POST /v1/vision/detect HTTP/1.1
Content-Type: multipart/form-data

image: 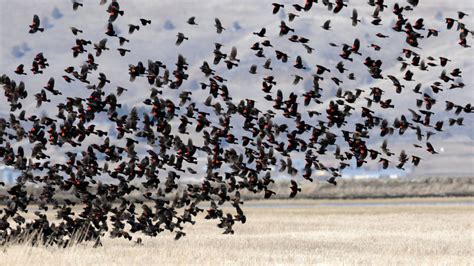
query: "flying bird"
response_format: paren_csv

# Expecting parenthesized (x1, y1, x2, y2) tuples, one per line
(29, 15, 44, 33)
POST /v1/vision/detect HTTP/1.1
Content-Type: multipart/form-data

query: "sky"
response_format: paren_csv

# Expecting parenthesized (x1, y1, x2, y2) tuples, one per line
(0, 0, 473, 179)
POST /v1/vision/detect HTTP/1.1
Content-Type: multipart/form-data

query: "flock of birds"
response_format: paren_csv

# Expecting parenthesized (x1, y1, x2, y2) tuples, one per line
(0, 0, 472, 247)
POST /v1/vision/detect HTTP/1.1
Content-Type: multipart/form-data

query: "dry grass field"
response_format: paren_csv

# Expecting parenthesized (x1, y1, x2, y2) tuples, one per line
(0, 197, 473, 265)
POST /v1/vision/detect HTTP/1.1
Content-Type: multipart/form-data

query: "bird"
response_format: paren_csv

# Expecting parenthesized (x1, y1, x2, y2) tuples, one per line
(288, 13, 299, 22)
(272, 3, 284, 14)
(106, 22, 117, 36)
(249, 65, 257, 74)
(289, 180, 301, 198)
(458, 11, 468, 19)
(176, 33, 189, 46)
(72, 1, 83, 11)
(107, 1, 124, 22)
(253, 28, 266, 37)
(279, 21, 294, 36)
(294, 56, 306, 69)
(14, 64, 27, 75)
(327, 176, 337, 186)
(70, 27, 83, 35)
(214, 18, 225, 34)
(117, 48, 131, 56)
(140, 18, 151, 26)
(116, 86, 127, 96)
(128, 24, 140, 34)
(322, 20, 331, 30)
(29, 15, 44, 33)
(187, 16, 198, 25)
(94, 38, 109, 56)
(351, 9, 360, 26)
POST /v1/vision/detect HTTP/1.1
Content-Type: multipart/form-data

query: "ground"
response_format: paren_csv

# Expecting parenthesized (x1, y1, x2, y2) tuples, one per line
(1, 197, 473, 265)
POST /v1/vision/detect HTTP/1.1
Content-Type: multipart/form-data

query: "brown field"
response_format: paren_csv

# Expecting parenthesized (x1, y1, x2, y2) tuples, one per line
(0, 197, 473, 265)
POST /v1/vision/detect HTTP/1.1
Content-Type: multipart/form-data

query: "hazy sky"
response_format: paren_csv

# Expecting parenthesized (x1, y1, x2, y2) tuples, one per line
(0, 0, 473, 178)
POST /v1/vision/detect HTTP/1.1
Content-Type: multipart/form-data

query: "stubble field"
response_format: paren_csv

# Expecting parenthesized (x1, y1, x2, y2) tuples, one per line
(1, 197, 473, 265)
